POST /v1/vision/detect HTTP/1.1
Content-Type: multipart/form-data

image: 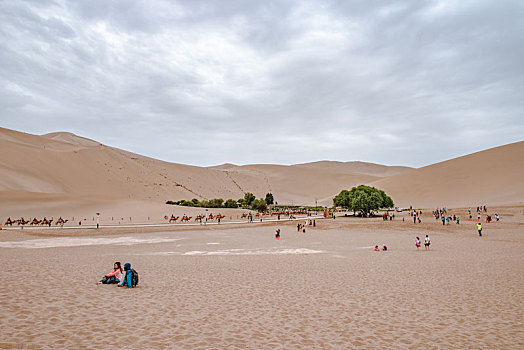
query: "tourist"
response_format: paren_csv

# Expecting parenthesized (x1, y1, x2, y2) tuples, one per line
(477, 222, 482, 237)
(98, 262, 123, 284)
(118, 263, 136, 288)
(424, 235, 430, 251)
(415, 237, 421, 250)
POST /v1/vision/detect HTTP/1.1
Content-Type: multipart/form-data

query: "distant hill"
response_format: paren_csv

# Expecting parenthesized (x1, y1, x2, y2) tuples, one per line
(371, 141, 524, 207)
(293, 160, 412, 177)
(1, 127, 522, 211)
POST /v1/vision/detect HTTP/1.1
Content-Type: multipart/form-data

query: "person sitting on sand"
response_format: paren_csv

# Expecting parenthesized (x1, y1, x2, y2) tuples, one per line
(382, 245, 388, 251)
(98, 262, 123, 284)
(374, 245, 379, 251)
(118, 263, 135, 288)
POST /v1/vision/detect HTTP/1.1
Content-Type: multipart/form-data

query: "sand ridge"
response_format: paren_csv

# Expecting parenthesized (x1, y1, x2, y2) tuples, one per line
(2, 127, 521, 211)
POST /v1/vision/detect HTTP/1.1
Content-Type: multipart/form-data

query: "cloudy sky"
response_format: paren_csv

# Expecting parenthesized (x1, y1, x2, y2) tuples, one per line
(1, 0, 523, 167)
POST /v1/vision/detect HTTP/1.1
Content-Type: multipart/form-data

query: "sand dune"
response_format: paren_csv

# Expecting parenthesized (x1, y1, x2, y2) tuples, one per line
(293, 160, 412, 177)
(1, 127, 523, 216)
(0, 127, 381, 208)
(371, 141, 524, 208)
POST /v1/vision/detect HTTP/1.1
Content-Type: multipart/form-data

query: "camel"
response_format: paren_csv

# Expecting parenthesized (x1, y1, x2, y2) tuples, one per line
(4, 217, 13, 226)
(181, 216, 191, 222)
(16, 218, 30, 225)
(216, 214, 226, 220)
(56, 217, 68, 226)
(194, 215, 205, 222)
(30, 218, 41, 225)
(41, 218, 53, 226)
(169, 215, 179, 223)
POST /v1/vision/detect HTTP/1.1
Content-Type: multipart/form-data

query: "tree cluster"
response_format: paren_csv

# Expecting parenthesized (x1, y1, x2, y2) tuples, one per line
(166, 192, 275, 212)
(166, 198, 233, 208)
(333, 185, 394, 216)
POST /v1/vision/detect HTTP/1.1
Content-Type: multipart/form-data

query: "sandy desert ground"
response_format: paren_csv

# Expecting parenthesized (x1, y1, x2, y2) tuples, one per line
(1, 206, 523, 349)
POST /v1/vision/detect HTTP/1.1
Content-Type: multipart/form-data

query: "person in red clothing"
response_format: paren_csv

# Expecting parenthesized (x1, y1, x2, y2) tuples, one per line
(98, 262, 123, 284)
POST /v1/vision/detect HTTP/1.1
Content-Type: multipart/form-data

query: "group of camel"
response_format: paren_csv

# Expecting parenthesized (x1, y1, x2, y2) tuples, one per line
(168, 214, 226, 223)
(4, 217, 68, 226)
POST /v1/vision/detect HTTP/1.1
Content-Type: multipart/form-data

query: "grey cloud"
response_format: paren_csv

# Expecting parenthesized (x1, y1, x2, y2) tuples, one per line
(0, 0, 522, 167)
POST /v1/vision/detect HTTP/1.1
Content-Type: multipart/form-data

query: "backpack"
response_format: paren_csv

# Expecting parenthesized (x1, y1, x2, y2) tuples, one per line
(131, 268, 139, 287)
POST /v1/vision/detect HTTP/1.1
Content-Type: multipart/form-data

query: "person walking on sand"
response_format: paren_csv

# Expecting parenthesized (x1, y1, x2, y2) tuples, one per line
(477, 222, 483, 237)
(415, 237, 421, 250)
(424, 235, 430, 251)
(275, 229, 280, 240)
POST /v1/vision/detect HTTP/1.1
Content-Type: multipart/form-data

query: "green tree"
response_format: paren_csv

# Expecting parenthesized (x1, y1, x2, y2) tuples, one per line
(244, 192, 256, 206)
(224, 199, 238, 208)
(251, 198, 267, 212)
(237, 198, 246, 207)
(265, 193, 274, 205)
(191, 198, 200, 206)
(333, 185, 394, 216)
(207, 198, 224, 208)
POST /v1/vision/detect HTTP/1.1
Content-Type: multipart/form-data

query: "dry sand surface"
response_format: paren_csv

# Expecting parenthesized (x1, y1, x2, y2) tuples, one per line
(1, 206, 523, 349)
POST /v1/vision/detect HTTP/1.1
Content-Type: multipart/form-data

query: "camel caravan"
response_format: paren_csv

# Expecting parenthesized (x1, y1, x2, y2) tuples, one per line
(167, 213, 227, 224)
(4, 217, 68, 227)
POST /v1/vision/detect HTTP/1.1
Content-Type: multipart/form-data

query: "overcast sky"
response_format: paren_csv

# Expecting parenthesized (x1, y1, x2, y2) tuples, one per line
(1, 0, 523, 167)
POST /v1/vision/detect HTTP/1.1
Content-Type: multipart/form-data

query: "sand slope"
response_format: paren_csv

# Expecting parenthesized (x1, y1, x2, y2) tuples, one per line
(293, 160, 412, 177)
(0, 127, 380, 207)
(1, 127, 522, 212)
(370, 141, 524, 208)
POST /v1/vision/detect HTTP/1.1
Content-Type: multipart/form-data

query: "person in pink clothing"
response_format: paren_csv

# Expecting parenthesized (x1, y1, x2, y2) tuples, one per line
(98, 262, 123, 284)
